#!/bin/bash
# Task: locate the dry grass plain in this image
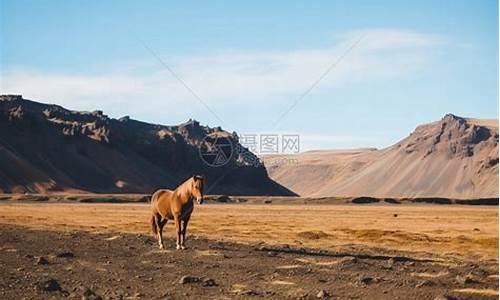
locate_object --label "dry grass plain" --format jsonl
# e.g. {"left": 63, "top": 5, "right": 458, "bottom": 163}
{"left": 0, "top": 202, "right": 497, "bottom": 260}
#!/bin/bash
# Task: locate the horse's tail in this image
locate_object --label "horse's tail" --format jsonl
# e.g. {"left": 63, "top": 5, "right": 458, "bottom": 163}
{"left": 150, "top": 191, "right": 158, "bottom": 235}
{"left": 150, "top": 214, "right": 157, "bottom": 235}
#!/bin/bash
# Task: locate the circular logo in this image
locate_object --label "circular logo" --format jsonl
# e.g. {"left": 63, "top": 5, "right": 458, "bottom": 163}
{"left": 199, "top": 135, "right": 233, "bottom": 167}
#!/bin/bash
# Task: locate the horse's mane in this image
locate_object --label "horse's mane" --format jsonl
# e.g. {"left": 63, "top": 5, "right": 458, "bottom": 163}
{"left": 174, "top": 176, "right": 193, "bottom": 196}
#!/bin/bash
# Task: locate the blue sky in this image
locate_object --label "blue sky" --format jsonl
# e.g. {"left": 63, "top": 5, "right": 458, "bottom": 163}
{"left": 1, "top": 0, "right": 498, "bottom": 151}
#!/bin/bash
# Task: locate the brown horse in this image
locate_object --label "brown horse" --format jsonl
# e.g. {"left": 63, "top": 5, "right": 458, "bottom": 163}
{"left": 150, "top": 175, "right": 204, "bottom": 250}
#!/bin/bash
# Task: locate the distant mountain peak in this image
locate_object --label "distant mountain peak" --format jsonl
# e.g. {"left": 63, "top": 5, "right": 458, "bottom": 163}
{"left": 441, "top": 113, "right": 467, "bottom": 128}
{"left": 443, "top": 113, "right": 463, "bottom": 120}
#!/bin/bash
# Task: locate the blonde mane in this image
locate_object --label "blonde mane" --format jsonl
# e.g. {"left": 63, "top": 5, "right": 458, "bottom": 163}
{"left": 174, "top": 177, "right": 194, "bottom": 201}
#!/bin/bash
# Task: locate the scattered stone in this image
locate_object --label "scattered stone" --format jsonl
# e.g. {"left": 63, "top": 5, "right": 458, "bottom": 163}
{"left": 415, "top": 280, "right": 433, "bottom": 288}
{"left": 359, "top": 276, "right": 373, "bottom": 285}
{"left": 433, "top": 295, "right": 457, "bottom": 300}
{"left": 456, "top": 275, "right": 476, "bottom": 285}
{"left": 339, "top": 256, "right": 357, "bottom": 265}
{"left": 202, "top": 278, "right": 217, "bottom": 287}
{"left": 178, "top": 275, "right": 200, "bottom": 284}
{"left": 82, "top": 288, "right": 102, "bottom": 300}
{"left": 473, "top": 228, "right": 480, "bottom": 232}
{"left": 56, "top": 251, "right": 75, "bottom": 258}
{"left": 383, "top": 258, "right": 395, "bottom": 269}
{"left": 238, "top": 290, "right": 259, "bottom": 296}
{"left": 36, "top": 279, "right": 61, "bottom": 292}
{"left": 36, "top": 256, "right": 49, "bottom": 265}
{"left": 393, "top": 214, "right": 398, "bottom": 217}
{"left": 316, "top": 289, "right": 329, "bottom": 298}
{"left": 257, "top": 245, "right": 267, "bottom": 251}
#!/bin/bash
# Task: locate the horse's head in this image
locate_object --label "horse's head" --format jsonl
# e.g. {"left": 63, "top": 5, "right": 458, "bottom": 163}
{"left": 191, "top": 175, "right": 204, "bottom": 204}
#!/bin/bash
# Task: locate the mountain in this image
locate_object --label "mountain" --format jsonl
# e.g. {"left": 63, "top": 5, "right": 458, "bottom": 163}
{"left": 263, "top": 114, "right": 499, "bottom": 199}
{"left": 0, "top": 95, "right": 295, "bottom": 196}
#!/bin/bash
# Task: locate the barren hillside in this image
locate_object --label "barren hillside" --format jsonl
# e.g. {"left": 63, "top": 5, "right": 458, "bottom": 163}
{"left": 0, "top": 95, "right": 294, "bottom": 196}
{"left": 264, "top": 114, "right": 499, "bottom": 198}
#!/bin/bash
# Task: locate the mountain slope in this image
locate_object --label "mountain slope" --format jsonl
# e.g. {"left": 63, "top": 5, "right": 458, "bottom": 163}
{"left": 264, "top": 114, "right": 499, "bottom": 198}
{"left": 0, "top": 95, "right": 295, "bottom": 196}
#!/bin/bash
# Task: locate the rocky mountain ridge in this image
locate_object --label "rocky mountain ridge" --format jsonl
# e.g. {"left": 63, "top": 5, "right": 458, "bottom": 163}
{"left": 0, "top": 95, "right": 294, "bottom": 195}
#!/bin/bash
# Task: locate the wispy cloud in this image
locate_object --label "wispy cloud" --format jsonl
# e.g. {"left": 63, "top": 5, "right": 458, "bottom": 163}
{"left": 1, "top": 28, "right": 443, "bottom": 120}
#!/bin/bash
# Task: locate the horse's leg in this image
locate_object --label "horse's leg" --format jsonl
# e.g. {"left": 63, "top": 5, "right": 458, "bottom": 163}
{"left": 180, "top": 215, "right": 191, "bottom": 250}
{"left": 174, "top": 215, "right": 182, "bottom": 250}
{"left": 159, "top": 219, "right": 168, "bottom": 249}
{"left": 155, "top": 214, "right": 164, "bottom": 249}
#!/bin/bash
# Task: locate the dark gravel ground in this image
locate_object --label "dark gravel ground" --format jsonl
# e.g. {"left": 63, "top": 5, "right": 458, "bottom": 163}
{"left": 0, "top": 224, "right": 497, "bottom": 300}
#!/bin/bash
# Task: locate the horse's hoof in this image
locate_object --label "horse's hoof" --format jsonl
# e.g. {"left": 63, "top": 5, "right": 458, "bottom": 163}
{"left": 176, "top": 245, "right": 181, "bottom": 250}
{"left": 180, "top": 245, "right": 186, "bottom": 250}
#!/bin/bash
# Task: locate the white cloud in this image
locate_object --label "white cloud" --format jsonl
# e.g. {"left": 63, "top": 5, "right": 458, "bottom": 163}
{"left": 1, "top": 28, "right": 442, "bottom": 119}
{"left": 339, "top": 28, "right": 444, "bottom": 51}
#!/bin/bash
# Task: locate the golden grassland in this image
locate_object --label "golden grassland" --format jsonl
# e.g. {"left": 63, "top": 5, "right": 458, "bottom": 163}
{"left": 0, "top": 202, "right": 497, "bottom": 259}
